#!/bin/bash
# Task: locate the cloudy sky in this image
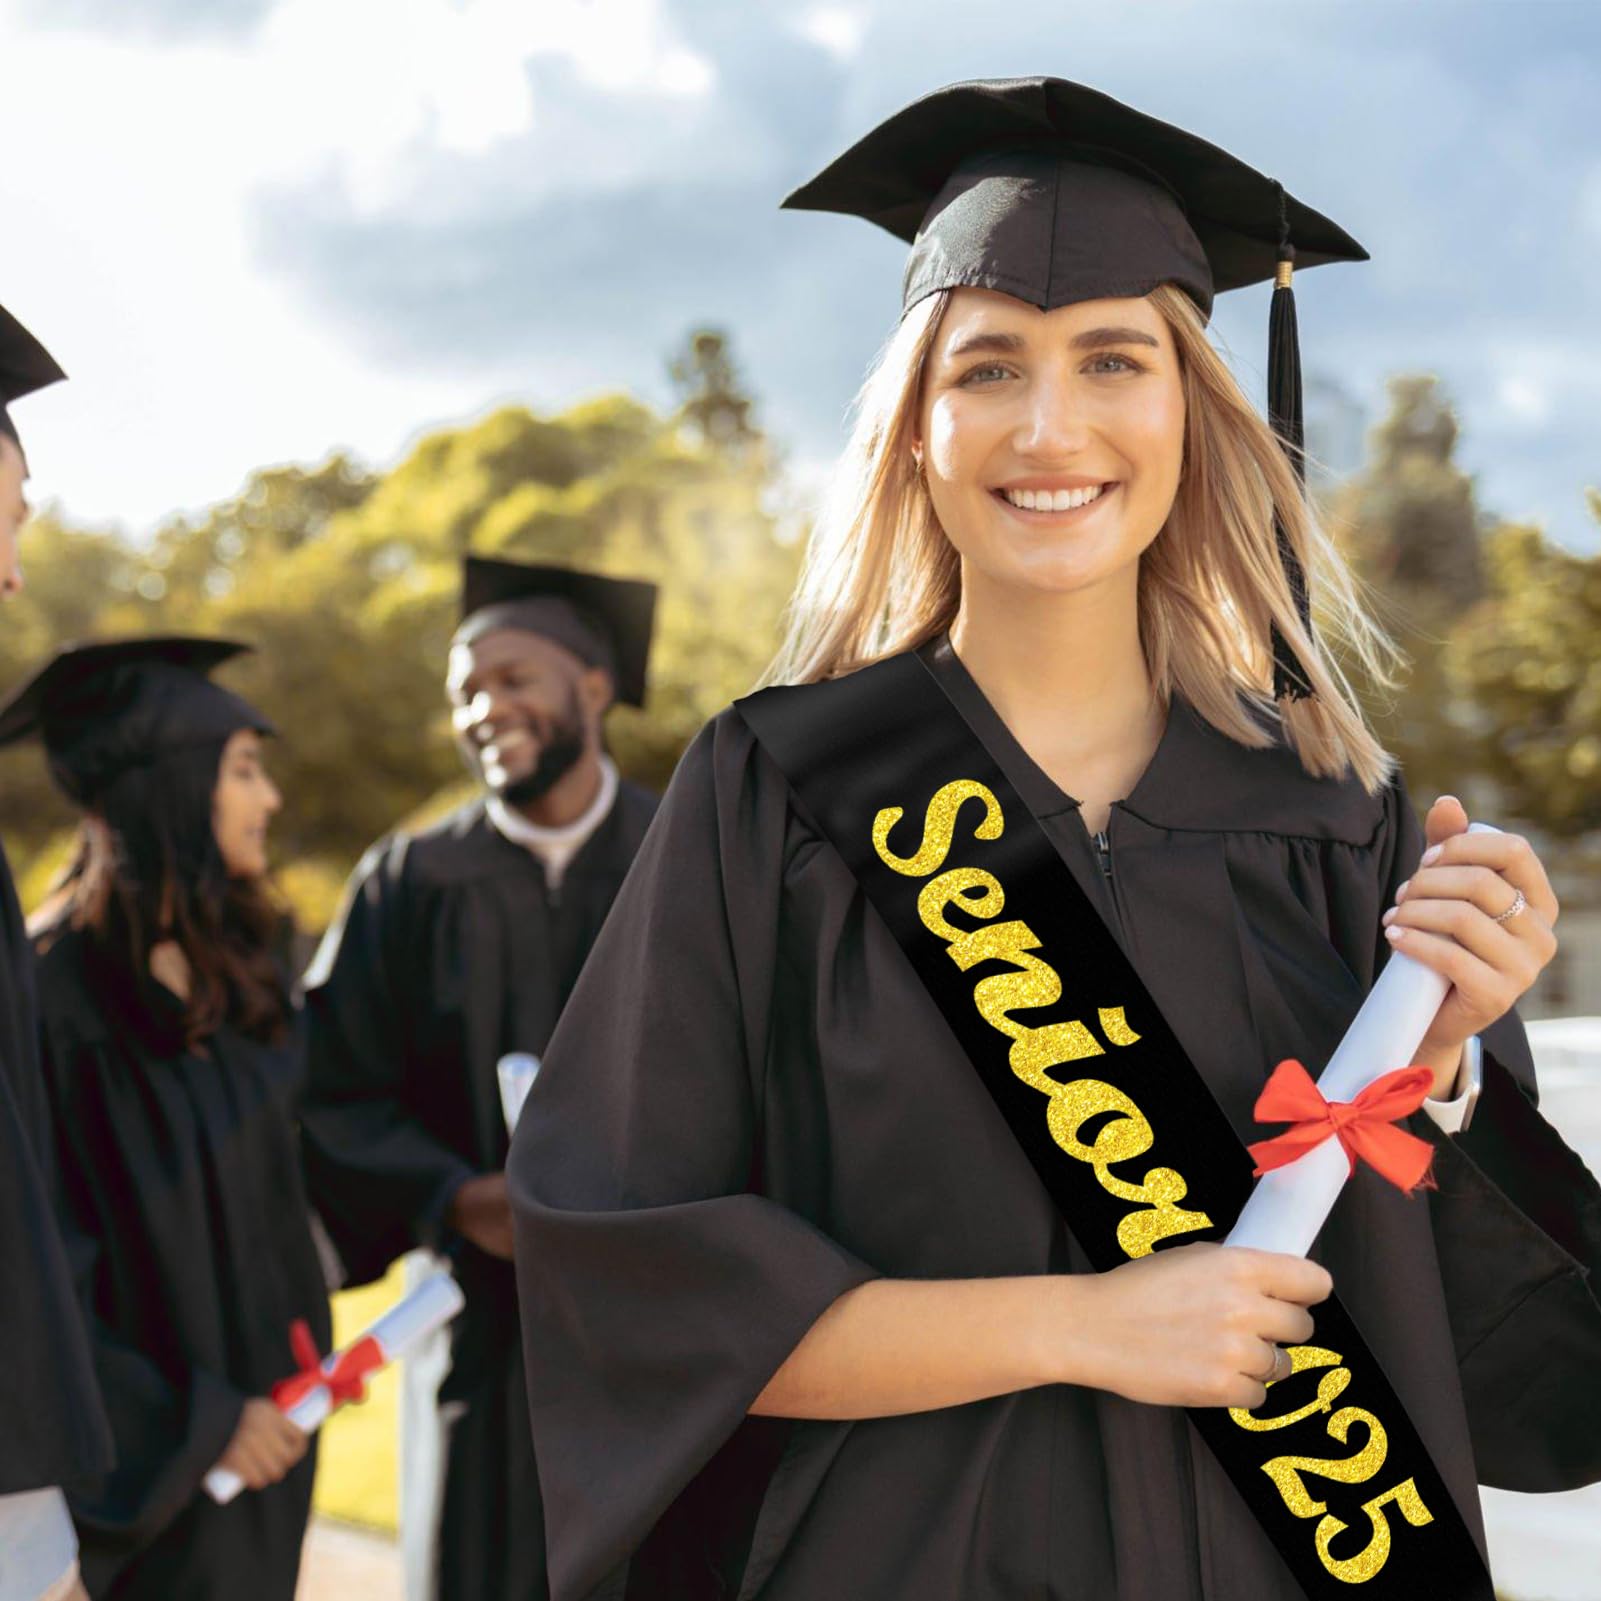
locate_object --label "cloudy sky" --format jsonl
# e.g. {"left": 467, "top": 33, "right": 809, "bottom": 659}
{"left": 1, "top": 0, "right": 1596, "bottom": 551}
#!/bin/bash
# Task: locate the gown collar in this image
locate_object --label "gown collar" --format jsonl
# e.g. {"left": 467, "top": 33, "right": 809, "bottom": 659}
{"left": 408, "top": 787, "right": 629, "bottom": 887}
{"left": 919, "top": 633, "right": 1386, "bottom": 845}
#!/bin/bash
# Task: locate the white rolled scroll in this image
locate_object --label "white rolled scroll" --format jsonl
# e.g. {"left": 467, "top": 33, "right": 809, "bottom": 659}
{"left": 204, "top": 1271, "right": 466, "bottom": 1504}
{"left": 497, "top": 1052, "right": 541, "bottom": 1136}
{"left": 1224, "top": 822, "right": 1499, "bottom": 1259}
{"left": 0, "top": 1488, "right": 77, "bottom": 1601}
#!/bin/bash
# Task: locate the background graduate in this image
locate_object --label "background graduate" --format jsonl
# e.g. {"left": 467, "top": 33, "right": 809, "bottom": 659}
{"left": 508, "top": 79, "right": 1601, "bottom": 1600}
{"left": 0, "top": 303, "right": 112, "bottom": 1601}
{"left": 301, "top": 556, "right": 659, "bottom": 1601}
{"left": 0, "top": 636, "right": 329, "bottom": 1600}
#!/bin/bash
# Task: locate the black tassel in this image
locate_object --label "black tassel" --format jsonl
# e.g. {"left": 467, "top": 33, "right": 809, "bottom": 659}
{"left": 1268, "top": 183, "right": 1315, "bottom": 702}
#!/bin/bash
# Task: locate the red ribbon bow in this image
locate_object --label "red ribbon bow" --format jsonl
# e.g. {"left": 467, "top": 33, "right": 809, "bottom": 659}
{"left": 1246, "top": 1058, "right": 1438, "bottom": 1195}
{"left": 271, "top": 1318, "right": 384, "bottom": 1413}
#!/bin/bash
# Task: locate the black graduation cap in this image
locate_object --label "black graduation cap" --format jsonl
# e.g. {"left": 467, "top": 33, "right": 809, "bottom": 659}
{"left": 0, "top": 636, "right": 273, "bottom": 806}
{"left": 0, "top": 299, "right": 67, "bottom": 454}
{"left": 784, "top": 77, "right": 1370, "bottom": 702}
{"left": 455, "top": 556, "right": 658, "bottom": 708}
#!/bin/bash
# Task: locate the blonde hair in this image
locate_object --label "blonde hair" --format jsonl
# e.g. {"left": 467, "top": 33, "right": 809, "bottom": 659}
{"left": 763, "top": 283, "right": 1403, "bottom": 794}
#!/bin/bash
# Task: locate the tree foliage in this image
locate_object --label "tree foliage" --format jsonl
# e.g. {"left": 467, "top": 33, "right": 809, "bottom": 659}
{"left": 1446, "top": 504, "right": 1601, "bottom": 838}
{"left": 1332, "top": 376, "right": 1490, "bottom": 804}
{"left": 1335, "top": 375, "right": 1600, "bottom": 848}
{"left": 7, "top": 342, "right": 1593, "bottom": 927}
{"left": 0, "top": 330, "right": 799, "bottom": 929}
{"left": 1341, "top": 376, "right": 1484, "bottom": 610}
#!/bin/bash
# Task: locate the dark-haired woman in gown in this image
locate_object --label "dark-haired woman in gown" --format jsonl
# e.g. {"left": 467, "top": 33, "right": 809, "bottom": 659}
{"left": 0, "top": 638, "right": 330, "bottom": 1600}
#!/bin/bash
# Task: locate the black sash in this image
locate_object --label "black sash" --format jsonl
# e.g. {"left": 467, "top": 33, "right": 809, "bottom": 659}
{"left": 736, "top": 652, "right": 1493, "bottom": 1601}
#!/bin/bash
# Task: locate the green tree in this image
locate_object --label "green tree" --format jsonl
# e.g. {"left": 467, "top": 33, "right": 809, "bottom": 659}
{"left": 1446, "top": 498, "right": 1601, "bottom": 838}
{"left": 1333, "top": 376, "right": 1489, "bottom": 802}
{"left": 141, "top": 454, "right": 375, "bottom": 620}
{"left": 0, "top": 515, "right": 145, "bottom": 862}
{"left": 2, "top": 331, "right": 801, "bottom": 934}
{"left": 1343, "top": 376, "right": 1484, "bottom": 609}
{"left": 669, "top": 327, "right": 759, "bottom": 456}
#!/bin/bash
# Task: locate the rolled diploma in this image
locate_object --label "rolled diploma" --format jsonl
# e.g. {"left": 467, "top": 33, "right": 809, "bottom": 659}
{"left": 203, "top": 1271, "right": 466, "bottom": 1505}
{"left": 1224, "top": 823, "right": 1499, "bottom": 1259}
{"left": 497, "top": 1051, "right": 541, "bottom": 1135}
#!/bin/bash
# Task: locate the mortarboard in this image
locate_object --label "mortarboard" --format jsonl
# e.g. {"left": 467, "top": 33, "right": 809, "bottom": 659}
{"left": 0, "top": 299, "right": 66, "bottom": 455}
{"left": 0, "top": 636, "right": 272, "bottom": 805}
{"left": 783, "top": 77, "right": 1370, "bottom": 702}
{"left": 455, "top": 557, "right": 658, "bottom": 709}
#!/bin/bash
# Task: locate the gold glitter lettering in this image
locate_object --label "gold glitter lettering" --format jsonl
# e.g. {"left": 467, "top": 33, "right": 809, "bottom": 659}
{"left": 1230, "top": 1347, "right": 1352, "bottom": 1432}
{"left": 1040, "top": 1079, "right": 1211, "bottom": 1257}
{"left": 1261, "top": 1407, "right": 1388, "bottom": 1518}
{"left": 941, "top": 916, "right": 1211, "bottom": 1257}
{"left": 1231, "top": 1344, "right": 1430, "bottom": 1579}
{"left": 1314, "top": 1478, "right": 1433, "bottom": 1584}
{"left": 916, "top": 867, "right": 1006, "bottom": 942}
{"left": 1098, "top": 1006, "right": 1140, "bottom": 1046}
{"left": 873, "top": 780, "right": 1003, "bottom": 878}
{"left": 1110, "top": 1173, "right": 1213, "bottom": 1259}
{"left": 880, "top": 781, "right": 1211, "bottom": 1260}
{"left": 940, "top": 920, "right": 1111, "bottom": 1072}
{"left": 874, "top": 774, "right": 1427, "bottom": 1579}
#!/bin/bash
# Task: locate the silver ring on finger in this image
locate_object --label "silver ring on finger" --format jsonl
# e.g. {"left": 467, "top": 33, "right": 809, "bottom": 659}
{"left": 1491, "top": 888, "right": 1527, "bottom": 925}
{"left": 1255, "top": 1346, "right": 1289, "bottom": 1385}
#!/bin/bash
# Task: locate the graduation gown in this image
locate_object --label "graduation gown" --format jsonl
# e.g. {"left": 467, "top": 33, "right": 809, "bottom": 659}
{"left": 35, "top": 928, "right": 330, "bottom": 1600}
{"left": 300, "top": 785, "right": 659, "bottom": 1601}
{"left": 509, "top": 637, "right": 1601, "bottom": 1601}
{"left": 0, "top": 841, "right": 112, "bottom": 1497}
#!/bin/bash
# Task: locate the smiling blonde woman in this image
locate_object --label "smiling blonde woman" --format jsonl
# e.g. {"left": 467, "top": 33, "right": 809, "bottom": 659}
{"left": 770, "top": 279, "right": 1395, "bottom": 793}
{"left": 510, "top": 78, "right": 1601, "bottom": 1601}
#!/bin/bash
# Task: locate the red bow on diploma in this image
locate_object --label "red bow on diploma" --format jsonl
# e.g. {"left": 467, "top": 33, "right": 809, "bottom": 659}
{"left": 271, "top": 1318, "right": 384, "bottom": 1412}
{"left": 1246, "top": 1059, "right": 1438, "bottom": 1194}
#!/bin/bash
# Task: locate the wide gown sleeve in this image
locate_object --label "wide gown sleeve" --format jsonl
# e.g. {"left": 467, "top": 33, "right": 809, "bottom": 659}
{"left": 1375, "top": 777, "right": 1601, "bottom": 1490}
{"left": 0, "top": 846, "right": 113, "bottom": 1496}
{"left": 300, "top": 842, "right": 477, "bottom": 1285}
{"left": 39, "top": 1031, "right": 245, "bottom": 1553}
{"left": 509, "top": 714, "right": 881, "bottom": 1601}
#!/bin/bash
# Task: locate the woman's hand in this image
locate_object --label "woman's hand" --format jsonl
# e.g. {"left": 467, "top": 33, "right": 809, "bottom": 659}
{"left": 1381, "top": 796, "right": 1560, "bottom": 1095}
{"left": 1069, "top": 1242, "right": 1333, "bottom": 1410}
{"left": 213, "top": 1397, "right": 309, "bottom": 1491}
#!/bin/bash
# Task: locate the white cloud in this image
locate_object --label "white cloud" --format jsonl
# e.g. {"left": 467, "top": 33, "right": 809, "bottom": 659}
{"left": 0, "top": 0, "right": 1595, "bottom": 561}
{"left": 1496, "top": 375, "right": 1551, "bottom": 427}
{"left": 794, "top": 6, "right": 866, "bottom": 60}
{"left": 658, "top": 44, "right": 717, "bottom": 97}
{"left": 254, "top": 0, "right": 717, "bottom": 209}
{"left": 0, "top": 0, "right": 716, "bottom": 528}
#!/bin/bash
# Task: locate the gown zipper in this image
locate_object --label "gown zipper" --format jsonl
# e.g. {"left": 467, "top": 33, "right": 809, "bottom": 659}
{"left": 1091, "top": 818, "right": 1128, "bottom": 947}
{"left": 1092, "top": 828, "right": 1113, "bottom": 880}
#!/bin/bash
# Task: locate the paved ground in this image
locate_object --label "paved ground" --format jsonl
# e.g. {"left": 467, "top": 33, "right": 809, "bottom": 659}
{"left": 299, "top": 1519, "right": 402, "bottom": 1601}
